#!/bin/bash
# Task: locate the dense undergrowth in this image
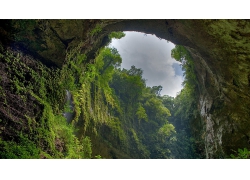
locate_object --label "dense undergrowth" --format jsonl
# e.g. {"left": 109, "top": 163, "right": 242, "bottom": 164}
{"left": 0, "top": 43, "right": 92, "bottom": 158}
{"left": 0, "top": 28, "right": 126, "bottom": 159}
{"left": 0, "top": 30, "right": 206, "bottom": 158}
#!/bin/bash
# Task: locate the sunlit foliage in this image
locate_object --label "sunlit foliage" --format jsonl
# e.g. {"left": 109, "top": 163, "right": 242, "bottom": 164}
{"left": 169, "top": 45, "right": 205, "bottom": 158}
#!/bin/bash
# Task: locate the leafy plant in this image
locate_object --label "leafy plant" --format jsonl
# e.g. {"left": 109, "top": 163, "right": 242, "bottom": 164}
{"left": 230, "top": 148, "right": 250, "bottom": 159}
{"left": 95, "top": 155, "right": 102, "bottom": 159}
{"left": 108, "top": 31, "right": 125, "bottom": 40}
{"left": 158, "top": 123, "right": 176, "bottom": 138}
{"left": 136, "top": 103, "right": 148, "bottom": 122}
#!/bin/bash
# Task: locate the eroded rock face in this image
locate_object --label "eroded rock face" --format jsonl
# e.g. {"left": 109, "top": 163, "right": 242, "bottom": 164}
{"left": 183, "top": 20, "right": 250, "bottom": 158}
{"left": 1, "top": 19, "right": 250, "bottom": 158}
{"left": 0, "top": 20, "right": 107, "bottom": 67}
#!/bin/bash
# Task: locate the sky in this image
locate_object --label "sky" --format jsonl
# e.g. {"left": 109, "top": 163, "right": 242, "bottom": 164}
{"left": 109, "top": 31, "right": 184, "bottom": 97}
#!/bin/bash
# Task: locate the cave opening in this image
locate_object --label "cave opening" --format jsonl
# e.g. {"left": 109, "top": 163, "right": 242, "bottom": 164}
{"left": 2, "top": 19, "right": 249, "bottom": 160}
{"left": 109, "top": 31, "right": 184, "bottom": 97}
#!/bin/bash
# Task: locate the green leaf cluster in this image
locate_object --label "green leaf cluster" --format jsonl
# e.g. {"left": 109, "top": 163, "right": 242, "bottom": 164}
{"left": 108, "top": 31, "right": 125, "bottom": 40}
{"left": 230, "top": 148, "right": 250, "bottom": 159}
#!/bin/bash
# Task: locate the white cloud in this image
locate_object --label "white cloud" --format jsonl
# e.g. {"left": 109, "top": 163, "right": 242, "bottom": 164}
{"left": 109, "top": 31, "right": 184, "bottom": 97}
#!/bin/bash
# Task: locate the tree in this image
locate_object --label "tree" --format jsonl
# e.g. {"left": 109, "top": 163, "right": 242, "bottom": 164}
{"left": 99, "top": 47, "right": 122, "bottom": 75}
{"left": 171, "top": 45, "right": 191, "bottom": 64}
{"left": 136, "top": 103, "right": 148, "bottom": 122}
{"left": 158, "top": 123, "right": 176, "bottom": 139}
{"left": 151, "top": 85, "right": 163, "bottom": 96}
{"left": 128, "top": 65, "right": 143, "bottom": 77}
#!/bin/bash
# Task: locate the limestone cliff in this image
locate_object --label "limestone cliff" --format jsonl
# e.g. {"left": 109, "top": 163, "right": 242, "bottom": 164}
{"left": 0, "top": 19, "right": 249, "bottom": 158}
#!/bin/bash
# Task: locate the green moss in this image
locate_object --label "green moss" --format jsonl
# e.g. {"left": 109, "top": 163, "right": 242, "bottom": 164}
{"left": 0, "top": 134, "right": 40, "bottom": 159}
{"left": 89, "top": 24, "right": 102, "bottom": 36}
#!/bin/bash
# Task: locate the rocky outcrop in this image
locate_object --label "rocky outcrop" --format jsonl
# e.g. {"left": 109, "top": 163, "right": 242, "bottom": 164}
{"left": 1, "top": 19, "right": 250, "bottom": 158}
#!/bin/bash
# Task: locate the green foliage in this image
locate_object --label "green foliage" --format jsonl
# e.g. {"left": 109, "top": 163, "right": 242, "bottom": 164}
{"left": 0, "top": 135, "right": 40, "bottom": 159}
{"left": 95, "top": 155, "right": 102, "bottom": 159}
{"left": 158, "top": 123, "right": 176, "bottom": 138}
{"left": 136, "top": 104, "right": 148, "bottom": 122}
{"left": 230, "top": 148, "right": 250, "bottom": 159}
{"left": 108, "top": 65, "right": 175, "bottom": 158}
{"left": 171, "top": 45, "right": 191, "bottom": 63}
{"left": 89, "top": 24, "right": 102, "bottom": 36}
{"left": 151, "top": 85, "right": 163, "bottom": 96}
{"left": 171, "top": 45, "right": 199, "bottom": 124}
{"left": 171, "top": 45, "right": 197, "bottom": 88}
{"left": 130, "top": 128, "right": 150, "bottom": 158}
{"left": 71, "top": 46, "right": 123, "bottom": 135}
{"left": 111, "top": 66, "right": 146, "bottom": 107}
{"left": 0, "top": 37, "right": 205, "bottom": 159}
{"left": 108, "top": 31, "right": 125, "bottom": 40}
{"left": 66, "top": 136, "right": 92, "bottom": 159}
{"left": 0, "top": 47, "right": 93, "bottom": 159}
{"left": 169, "top": 45, "right": 205, "bottom": 158}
